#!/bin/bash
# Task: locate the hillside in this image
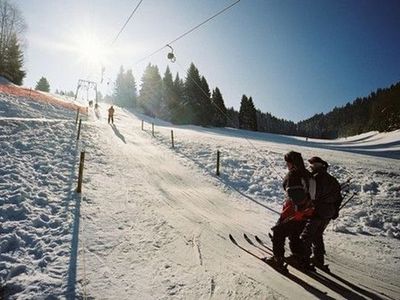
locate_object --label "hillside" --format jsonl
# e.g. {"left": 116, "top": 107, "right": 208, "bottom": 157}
{"left": 1, "top": 88, "right": 399, "bottom": 299}
{"left": 297, "top": 82, "right": 400, "bottom": 138}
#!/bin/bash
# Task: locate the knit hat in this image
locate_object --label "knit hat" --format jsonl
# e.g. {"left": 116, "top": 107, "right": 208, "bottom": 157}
{"left": 308, "top": 156, "right": 329, "bottom": 168}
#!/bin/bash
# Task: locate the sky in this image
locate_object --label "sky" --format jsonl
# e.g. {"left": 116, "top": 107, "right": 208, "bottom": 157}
{"left": 15, "top": 0, "right": 400, "bottom": 122}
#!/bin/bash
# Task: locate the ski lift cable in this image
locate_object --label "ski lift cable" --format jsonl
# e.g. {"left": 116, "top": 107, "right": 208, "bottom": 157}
{"left": 111, "top": 0, "right": 144, "bottom": 46}
{"left": 133, "top": 0, "right": 241, "bottom": 66}
{"left": 100, "top": 1, "right": 144, "bottom": 85}
{"left": 174, "top": 59, "right": 285, "bottom": 180}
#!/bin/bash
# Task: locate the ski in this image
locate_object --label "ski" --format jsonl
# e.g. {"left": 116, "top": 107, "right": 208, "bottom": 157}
{"left": 243, "top": 233, "right": 272, "bottom": 255}
{"left": 229, "top": 234, "right": 288, "bottom": 274}
{"left": 255, "top": 235, "right": 273, "bottom": 252}
{"left": 312, "top": 262, "right": 331, "bottom": 273}
{"left": 229, "top": 234, "right": 329, "bottom": 297}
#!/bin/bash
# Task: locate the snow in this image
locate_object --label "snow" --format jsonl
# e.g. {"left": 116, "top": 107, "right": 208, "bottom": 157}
{"left": 1, "top": 90, "right": 399, "bottom": 299}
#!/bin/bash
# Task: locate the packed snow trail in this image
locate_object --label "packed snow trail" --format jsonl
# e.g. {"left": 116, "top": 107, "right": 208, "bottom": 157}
{"left": 72, "top": 105, "right": 399, "bottom": 299}
{"left": 77, "top": 110, "right": 285, "bottom": 299}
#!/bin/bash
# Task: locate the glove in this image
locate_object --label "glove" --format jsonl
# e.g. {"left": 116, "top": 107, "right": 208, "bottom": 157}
{"left": 293, "top": 211, "right": 304, "bottom": 221}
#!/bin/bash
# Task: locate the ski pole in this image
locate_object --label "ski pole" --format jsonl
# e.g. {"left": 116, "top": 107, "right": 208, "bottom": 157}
{"left": 339, "top": 191, "right": 357, "bottom": 211}
{"left": 340, "top": 177, "right": 351, "bottom": 190}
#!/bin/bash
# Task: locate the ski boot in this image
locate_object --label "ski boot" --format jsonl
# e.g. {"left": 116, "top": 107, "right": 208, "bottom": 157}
{"left": 262, "top": 256, "right": 288, "bottom": 274}
{"left": 311, "top": 256, "right": 330, "bottom": 272}
{"left": 285, "top": 254, "right": 302, "bottom": 266}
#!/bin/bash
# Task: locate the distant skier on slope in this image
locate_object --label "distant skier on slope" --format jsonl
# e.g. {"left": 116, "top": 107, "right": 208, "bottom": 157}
{"left": 108, "top": 105, "right": 115, "bottom": 124}
{"left": 94, "top": 103, "right": 100, "bottom": 119}
{"left": 263, "top": 151, "right": 315, "bottom": 271}
{"left": 300, "top": 156, "right": 343, "bottom": 269}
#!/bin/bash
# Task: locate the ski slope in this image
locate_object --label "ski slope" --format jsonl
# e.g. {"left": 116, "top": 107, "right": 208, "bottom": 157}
{"left": 1, "top": 90, "right": 399, "bottom": 299}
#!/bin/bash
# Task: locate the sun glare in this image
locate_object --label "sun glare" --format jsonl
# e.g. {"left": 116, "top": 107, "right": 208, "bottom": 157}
{"left": 73, "top": 32, "right": 109, "bottom": 67}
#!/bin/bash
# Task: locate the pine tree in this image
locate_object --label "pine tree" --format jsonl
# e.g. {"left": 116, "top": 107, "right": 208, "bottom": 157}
{"left": 114, "top": 66, "right": 125, "bottom": 104}
{"left": 35, "top": 77, "right": 50, "bottom": 92}
{"left": 248, "top": 96, "right": 257, "bottom": 131}
{"left": 113, "top": 66, "right": 137, "bottom": 108}
{"left": 171, "top": 73, "right": 185, "bottom": 124}
{"left": 138, "top": 63, "right": 162, "bottom": 117}
{"left": 161, "top": 66, "right": 174, "bottom": 120}
{"left": 226, "top": 107, "right": 239, "bottom": 128}
{"left": 199, "top": 76, "right": 212, "bottom": 126}
{"left": 238, "top": 95, "right": 257, "bottom": 131}
{"left": 2, "top": 34, "right": 25, "bottom": 85}
{"left": 183, "top": 63, "right": 202, "bottom": 124}
{"left": 211, "top": 87, "right": 227, "bottom": 127}
{"left": 0, "top": 1, "right": 26, "bottom": 85}
{"left": 239, "top": 95, "right": 249, "bottom": 129}
{"left": 124, "top": 69, "right": 137, "bottom": 108}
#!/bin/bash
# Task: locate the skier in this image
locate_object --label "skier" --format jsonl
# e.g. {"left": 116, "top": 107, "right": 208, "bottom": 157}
{"left": 300, "top": 156, "right": 343, "bottom": 269}
{"left": 263, "top": 151, "right": 315, "bottom": 271}
{"left": 108, "top": 105, "right": 115, "bottom": 124}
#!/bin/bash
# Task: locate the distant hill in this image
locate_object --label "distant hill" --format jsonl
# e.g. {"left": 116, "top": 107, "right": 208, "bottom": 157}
{"left": 255, "top": 82, "right": 400, "bottom": 139}
{"left": 297, "top": 82, "right": 400, "bottom": 138}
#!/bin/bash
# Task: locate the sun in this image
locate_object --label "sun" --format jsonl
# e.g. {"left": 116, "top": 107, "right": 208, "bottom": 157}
{"left": 73, "top": 31, "right": 109, "bottom": 67}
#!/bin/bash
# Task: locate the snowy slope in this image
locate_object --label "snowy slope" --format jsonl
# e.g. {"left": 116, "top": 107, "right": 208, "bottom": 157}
{"left": 0, "top": 89, "right": 89, "bottom": 298}
{"left": 144, "top": 114, "right": 400, "bottom": 239}
{"left": 1, "top": 94, "right": 399, "bottom": 299}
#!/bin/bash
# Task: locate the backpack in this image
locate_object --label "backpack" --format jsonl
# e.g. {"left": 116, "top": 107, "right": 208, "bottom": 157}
{"left": 312, "top": 171, "right": 342, "bottom": 219}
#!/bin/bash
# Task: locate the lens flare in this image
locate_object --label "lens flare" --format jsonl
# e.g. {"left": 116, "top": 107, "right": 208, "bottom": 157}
{"left": 73, "top": 31, "right": 109, "bottom": 67}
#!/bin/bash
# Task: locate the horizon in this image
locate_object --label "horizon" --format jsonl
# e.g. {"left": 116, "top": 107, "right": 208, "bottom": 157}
{"left": 15, "top": 0, "right": 400, "bottom": 122}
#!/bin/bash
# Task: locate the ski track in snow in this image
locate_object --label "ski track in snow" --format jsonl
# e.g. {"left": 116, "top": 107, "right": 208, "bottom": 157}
{"left": 146, "top": 114, "right": 400, "bottom": 240}
{"left": 1, "top": 93, "right": 399, "bottom": 299}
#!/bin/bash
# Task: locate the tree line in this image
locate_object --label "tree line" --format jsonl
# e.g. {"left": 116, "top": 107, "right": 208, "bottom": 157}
{"left": 113, "top": 62, "right": 234, "bottom": 128}
{"left": 297, "top": 82, "right": 400, "bottom": 138}
{"left": 113, "top": 61, "right": 399, "bottom": 138}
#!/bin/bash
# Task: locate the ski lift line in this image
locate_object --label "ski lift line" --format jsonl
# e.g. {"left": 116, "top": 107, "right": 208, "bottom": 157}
{"left": 167, "top": 0, "right": 241, "bottom": 47}
{"left": 133, "top": 0, "right": 241, "bottom": 65}
{"left": 174, "top": 59, "right": 284, "bottom": 180}
{"left": 111, "top": 0, "right": 144, "bottom": 46}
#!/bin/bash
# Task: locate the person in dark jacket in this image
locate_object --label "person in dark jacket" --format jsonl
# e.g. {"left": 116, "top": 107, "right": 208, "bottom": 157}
{"left": 108, "top": 105, "right": 115, "bottom": 124}
{"left": 300, "top": 156, "right": 343, "bottom": 268}
{"left": 264, "top": 151, "right": 314, "bottom": 270}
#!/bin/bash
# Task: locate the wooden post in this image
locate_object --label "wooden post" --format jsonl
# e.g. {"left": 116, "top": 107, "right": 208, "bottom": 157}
{"left": 171, "top": 130, "right": 174, "bottom": 148}
{"left": 77, "top": 119, "right": 82, "bottom": 140}
{"left": 152, "top": 123, "right": 154, "bottom": 137}
{"left": 141, "top": 120, "right": 144, "bottom": 130}
{"left": 76, "top": 151, "right": 85, "bottom": 193}
{"left": 216, "top": 150, "right": 220, "bottom": 176}
{"left": 75, "top": 108, "right": 79, "bottom": 124}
